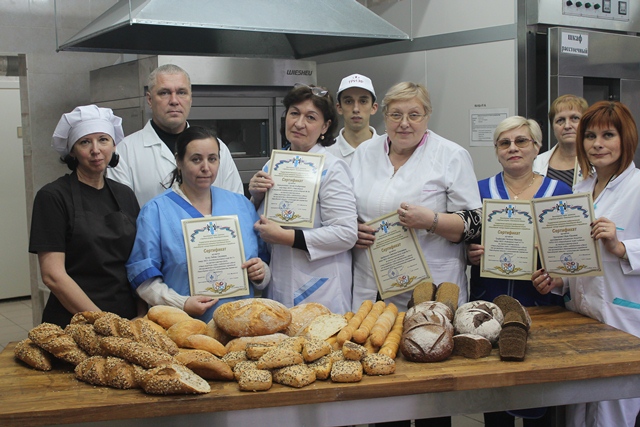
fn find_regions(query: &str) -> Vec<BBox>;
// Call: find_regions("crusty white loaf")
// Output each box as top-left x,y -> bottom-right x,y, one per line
174,349 -> 234,381
214,298 -> 291,337
147,305 -> 192,329
454,301 -> 503,345
140,364 -> 211,395
166,319 -> 208,347
284,303 -> 331,337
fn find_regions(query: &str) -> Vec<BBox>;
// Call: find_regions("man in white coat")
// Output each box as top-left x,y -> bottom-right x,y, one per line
325,73 -> 379,166
107,64 -> 243,206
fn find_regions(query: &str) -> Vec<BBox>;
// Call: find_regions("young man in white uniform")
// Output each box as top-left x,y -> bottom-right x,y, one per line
325,73 -> 379,166
107,64 -> 243,206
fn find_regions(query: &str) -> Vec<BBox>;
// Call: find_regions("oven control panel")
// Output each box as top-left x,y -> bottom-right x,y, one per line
563,0 -> 629,21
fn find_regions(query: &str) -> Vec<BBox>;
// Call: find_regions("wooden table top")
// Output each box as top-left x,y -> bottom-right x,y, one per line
2,306 -> 640,427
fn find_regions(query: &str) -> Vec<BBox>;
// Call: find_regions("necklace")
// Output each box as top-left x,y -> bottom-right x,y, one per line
504,174 -> 536,200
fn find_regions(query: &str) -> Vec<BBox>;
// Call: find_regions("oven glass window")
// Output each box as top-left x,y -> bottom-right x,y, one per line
188,118 -> 269,158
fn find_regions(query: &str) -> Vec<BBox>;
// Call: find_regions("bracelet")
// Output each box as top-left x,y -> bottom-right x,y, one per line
427,212 -> 439,234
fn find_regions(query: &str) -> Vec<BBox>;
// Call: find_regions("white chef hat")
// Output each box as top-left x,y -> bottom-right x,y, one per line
337,73 -> 376,102
51,105 -> 124,157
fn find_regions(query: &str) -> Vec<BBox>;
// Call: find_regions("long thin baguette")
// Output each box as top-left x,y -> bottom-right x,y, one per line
337,300 -> 373,345
352,301 -> 386,344
370,303 -> 399,347
378,311 -> 405,359
343,312 -> 354,322
363,335 -> 379,355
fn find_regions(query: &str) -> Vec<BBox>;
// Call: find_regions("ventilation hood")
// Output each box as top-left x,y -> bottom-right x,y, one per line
57,0 -> 409,59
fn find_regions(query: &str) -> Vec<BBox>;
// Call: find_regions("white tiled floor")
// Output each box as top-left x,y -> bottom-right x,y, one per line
0,297 -> 521,427
0,297 -> 33,352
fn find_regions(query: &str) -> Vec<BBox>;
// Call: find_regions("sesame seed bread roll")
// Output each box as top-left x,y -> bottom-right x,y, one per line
140,363 -> 211,395
362,353 -> 396,376
330,360 -> 363,383
14,338 -> 53,371
28,322 -> 89,366
238,369 -> 272,391
272,364 -> 316,388
352,301 -> 386,344
337,300 -> 372,345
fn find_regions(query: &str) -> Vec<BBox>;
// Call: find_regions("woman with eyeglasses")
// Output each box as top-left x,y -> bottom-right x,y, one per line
466,116 -> 571,427
351,81 -> 481,311
533,94 -> 589,187
249,84 -> 358,314
533,101 -> 640,427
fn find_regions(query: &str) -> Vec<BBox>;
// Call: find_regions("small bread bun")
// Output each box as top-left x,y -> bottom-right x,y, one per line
362,353 -> 396,376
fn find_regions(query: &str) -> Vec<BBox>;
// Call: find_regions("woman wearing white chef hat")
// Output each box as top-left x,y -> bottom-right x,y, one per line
29,105 -> 145,327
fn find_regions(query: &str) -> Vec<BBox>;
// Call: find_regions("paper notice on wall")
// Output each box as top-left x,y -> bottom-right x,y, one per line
561,32 -> 589,56
470,108 -> 509,147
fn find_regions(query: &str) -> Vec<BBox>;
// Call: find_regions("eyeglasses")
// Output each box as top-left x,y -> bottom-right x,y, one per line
495,137 -> 534,150
385,112 -> 427,123
293,83 -> 328,97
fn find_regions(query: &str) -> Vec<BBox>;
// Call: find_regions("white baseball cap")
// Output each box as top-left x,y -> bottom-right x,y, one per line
337,74 -> 376,102
52,104 -> 124,157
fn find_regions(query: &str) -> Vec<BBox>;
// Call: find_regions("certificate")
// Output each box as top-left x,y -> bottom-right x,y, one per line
263,150 -> 324,229
480,199 -> 537,279
181,215 -> 250,298
366,212 -> 433,300
531,192 -> 603,277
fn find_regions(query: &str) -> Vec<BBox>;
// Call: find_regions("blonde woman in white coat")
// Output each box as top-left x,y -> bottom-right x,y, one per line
533,101 -> 640,427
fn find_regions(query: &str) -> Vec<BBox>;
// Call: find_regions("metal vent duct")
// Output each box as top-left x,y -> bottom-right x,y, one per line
57,0 -> 409,59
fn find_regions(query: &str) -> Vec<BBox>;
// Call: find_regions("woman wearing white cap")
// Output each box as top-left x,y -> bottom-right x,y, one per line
29,105 -> 144,327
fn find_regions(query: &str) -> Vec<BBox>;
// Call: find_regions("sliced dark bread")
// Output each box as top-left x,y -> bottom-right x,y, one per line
452,333 -> 492,359
435,282 -> 460,314
407,281 -> 438,309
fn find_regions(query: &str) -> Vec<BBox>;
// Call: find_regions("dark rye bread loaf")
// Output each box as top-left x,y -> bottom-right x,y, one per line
435,282 -> 460,314
214,298 -> 292,337
407,281 -> 438,309
499,325 -> 528,361
493,294 -> 531,330
400,310 -> 453,362
452,333 -> 492,359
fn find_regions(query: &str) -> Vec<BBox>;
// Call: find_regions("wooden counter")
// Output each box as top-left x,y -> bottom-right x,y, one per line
2,306 -> 640,427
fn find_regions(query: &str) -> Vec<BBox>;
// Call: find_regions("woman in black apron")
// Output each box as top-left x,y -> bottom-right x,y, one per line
29,105 -> 144,327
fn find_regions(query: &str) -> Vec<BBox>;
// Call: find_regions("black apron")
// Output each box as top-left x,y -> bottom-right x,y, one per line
42,173 -> 138,327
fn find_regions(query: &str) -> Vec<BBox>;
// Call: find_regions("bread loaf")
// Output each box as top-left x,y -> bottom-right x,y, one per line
28,323 -> 89,366
14,338 -> 52,371
147,305 -> 192,329
499,324 -> 528,361
70,311 -> 106,325
330,360 -> 363,383
400,310 -> 454,362
205,318 -> 232,345
284,302 -> 331,337
140,363 -> 211,395
74,356 -> 140,389
255,347 -> 304,370
224,333 -> 289,353
99,336 -> 175,369
166,319 -> 208,347
493,295 -> 531,330
174,349 -> 234,381
238,369 -> 272,391
452,333 -> 492,359
303,314 -> 348,341
64,324 -> 108,356
214,298 -> 291,337
362,353 -> 396,376
272,364 -> 316,388
453,301 -> 503,345
131,318 -> 179,355
406,301 -> 454,323
301,338 -> 332,362
434,282 -> 460,314
407,281 -> 438,309
337,300 -> 373,344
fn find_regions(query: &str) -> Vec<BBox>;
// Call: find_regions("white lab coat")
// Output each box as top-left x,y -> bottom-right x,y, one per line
350,131 -> 482,311
325,126 -> 378,166
564,162 -> 640,427
107,120 -> 243,207
260,144 -> 358,314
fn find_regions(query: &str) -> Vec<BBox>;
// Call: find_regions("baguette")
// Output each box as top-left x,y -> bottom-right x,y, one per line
337,300 -> 373,345
28,323 -> 89,366
343,312 -> 354,322
352,300 -> 386,344
370,303 -> 398,347
74,356 -> 140,389
363,335 -> 380,355
378,311 -> 405,359
14,338 -> 53,371
183,334 -> 226,357
99,336 -> 175,369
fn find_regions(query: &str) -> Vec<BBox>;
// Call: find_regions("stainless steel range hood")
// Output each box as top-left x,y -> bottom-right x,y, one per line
57,0 -> 409,59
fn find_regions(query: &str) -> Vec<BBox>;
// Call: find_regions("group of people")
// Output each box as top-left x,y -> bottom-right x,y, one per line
28,62 -> 640,427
